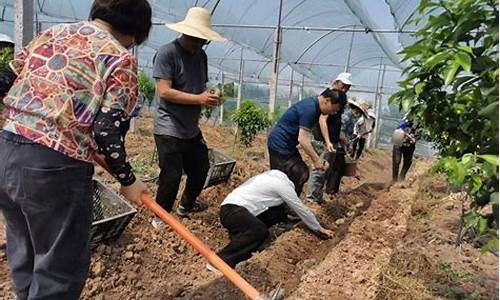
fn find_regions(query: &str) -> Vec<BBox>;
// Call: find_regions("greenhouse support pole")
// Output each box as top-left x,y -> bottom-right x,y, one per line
344,25 -> 356,72
219,72 -> 225,124
14,0 -> 34,52
300,74 -> 305,100
268,0 -> 284,119
374,65 -> 387,149
287,68 -> 294,108
237,47 -> 244,110
369,58 -> 384,149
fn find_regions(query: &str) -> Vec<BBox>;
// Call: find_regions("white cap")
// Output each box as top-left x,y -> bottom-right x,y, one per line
0,33 -> 14,45
335,72 -> 353,85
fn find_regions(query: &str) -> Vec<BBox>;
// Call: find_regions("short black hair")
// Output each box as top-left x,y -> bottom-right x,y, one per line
321,88 -> 347,107
90,0 -> 152,45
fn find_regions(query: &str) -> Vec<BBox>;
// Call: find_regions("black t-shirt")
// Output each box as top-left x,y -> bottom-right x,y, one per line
312,113 -> 342,143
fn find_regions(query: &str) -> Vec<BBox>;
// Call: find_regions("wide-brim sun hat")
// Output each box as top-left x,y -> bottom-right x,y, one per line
367,108 -> 376,119
166,7 -> 226,42
348,99 -> 369,117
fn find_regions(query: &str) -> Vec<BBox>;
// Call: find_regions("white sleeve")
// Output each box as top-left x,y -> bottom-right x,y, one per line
277,182 -> 323,232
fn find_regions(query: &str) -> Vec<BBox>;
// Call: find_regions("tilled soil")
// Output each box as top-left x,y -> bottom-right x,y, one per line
0,114 -> 497,300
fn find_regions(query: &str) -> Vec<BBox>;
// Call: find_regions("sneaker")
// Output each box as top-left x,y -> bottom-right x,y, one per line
176,200 -> 209,217
151,217 -> 166,230
206,263 -> 222,276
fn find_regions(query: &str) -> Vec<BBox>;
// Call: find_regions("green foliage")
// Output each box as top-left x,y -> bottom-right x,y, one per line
392,0 -> 499,250
137,71 -> 155,106
232,100 -> 271,146
0,47 -> 14,69
438,261 -> 468,281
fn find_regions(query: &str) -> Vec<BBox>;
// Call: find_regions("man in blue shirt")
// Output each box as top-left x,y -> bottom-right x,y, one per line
267,89 -> 347,195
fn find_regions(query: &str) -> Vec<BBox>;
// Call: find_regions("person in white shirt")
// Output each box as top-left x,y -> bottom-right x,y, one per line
351,100 -> 371,160
214,168 -> 333,269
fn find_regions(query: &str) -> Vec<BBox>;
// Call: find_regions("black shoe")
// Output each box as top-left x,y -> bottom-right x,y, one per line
176,200 -> 209,217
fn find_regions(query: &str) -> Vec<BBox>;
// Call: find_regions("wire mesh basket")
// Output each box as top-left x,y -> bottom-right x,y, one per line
203,149 -> 236,189
91,180 -> 136,247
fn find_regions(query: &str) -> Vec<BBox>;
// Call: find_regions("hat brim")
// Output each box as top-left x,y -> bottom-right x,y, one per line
166,22 -> 226,42
339,78 -> 353,85
348,100 -> 368,117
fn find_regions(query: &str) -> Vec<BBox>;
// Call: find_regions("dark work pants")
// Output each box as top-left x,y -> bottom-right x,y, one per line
352,137 -> 366,160
325,150 -> 346,194
392,144 -> 416,182
154,134 -> 210,212
0,131 -> 94,300
217,204 -> 287,268
268,147 -> 309,196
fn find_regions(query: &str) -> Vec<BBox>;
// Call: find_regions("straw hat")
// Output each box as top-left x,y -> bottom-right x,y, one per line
348,99 -> 369,117
166,7 -> 226,42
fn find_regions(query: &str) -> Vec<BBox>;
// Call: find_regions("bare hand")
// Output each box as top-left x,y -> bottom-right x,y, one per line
198,90 -> 219,106
314,159 -> 329,171
326,142 -> 335,153
339,133 -> 349,145
318,228 -> 334,239
120,179 -> 149,205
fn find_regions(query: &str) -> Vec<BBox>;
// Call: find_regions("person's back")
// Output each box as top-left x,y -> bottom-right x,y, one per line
268,96 -> 320,155
4,21 -> 135,161
223,170 -> 292,214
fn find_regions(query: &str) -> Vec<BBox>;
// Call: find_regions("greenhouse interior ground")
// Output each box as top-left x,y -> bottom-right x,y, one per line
0,0 -> 498,299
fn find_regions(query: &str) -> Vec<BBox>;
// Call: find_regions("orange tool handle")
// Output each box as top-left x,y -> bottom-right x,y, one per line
94,155 -> 263,300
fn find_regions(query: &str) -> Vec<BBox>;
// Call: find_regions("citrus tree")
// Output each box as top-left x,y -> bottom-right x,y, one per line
232,100 -> 271,146
391,0 -> 498,250
137,71 -> 155,107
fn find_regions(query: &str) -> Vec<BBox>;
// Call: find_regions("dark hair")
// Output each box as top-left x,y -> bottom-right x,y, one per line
321,88 -> 347,107
90,0 -> 152,45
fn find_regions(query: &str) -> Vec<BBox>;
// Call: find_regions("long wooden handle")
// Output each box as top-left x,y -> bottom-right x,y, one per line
94,155 -> 265,300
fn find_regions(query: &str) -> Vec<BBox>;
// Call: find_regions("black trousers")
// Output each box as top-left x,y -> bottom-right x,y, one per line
268,147 -> 309,196
325,150 -> 346,194
392,144 -> 416,182
352,137 -> 366,160
0,131 -> 94,300
154,133 -> 210,212
217,204 -> 287,268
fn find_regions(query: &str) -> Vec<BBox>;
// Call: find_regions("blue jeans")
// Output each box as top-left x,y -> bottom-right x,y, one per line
306,141 -> 331,202
0,131 -> 94,300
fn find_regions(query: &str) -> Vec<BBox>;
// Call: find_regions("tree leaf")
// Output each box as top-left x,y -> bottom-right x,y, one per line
415,82 -> 426,94
490,192 -> 499,206
455,52 -> 472,72
444,62 -> 460,85
478,154 -> 499,166
479,101 -> 499,116
425,52 -> 450,70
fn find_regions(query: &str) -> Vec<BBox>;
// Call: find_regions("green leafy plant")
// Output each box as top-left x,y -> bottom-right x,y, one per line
232,100 -> 271,146
0,47 -> 14,69
137,71 -> 155,107
391,0 -> 498,250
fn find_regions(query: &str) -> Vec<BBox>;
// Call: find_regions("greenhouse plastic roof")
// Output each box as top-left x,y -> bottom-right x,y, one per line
0,0 -> 421,91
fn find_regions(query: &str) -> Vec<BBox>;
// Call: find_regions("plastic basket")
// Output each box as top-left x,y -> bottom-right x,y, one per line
203,149 -> 236,189
91,180 -> 136,247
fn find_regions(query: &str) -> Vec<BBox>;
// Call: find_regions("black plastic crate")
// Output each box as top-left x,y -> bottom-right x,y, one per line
203,149 -> 236,188
91,180 -> 136,247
